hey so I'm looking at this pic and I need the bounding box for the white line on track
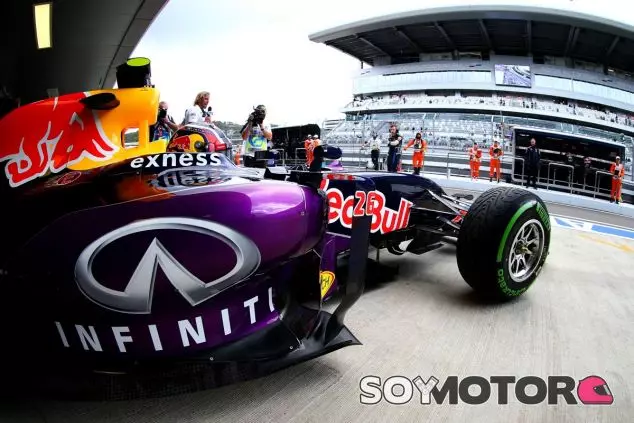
[549,213,634,232]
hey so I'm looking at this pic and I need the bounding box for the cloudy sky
[132,0,630,126]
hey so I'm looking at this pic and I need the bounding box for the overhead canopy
[1,0,168,104]
[309,5,634,73]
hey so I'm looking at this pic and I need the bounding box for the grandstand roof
[309,5,634,73]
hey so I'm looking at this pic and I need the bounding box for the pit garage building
[1,0,169,106]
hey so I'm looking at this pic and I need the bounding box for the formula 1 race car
[0,60,551,401]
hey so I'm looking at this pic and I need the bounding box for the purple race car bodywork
[0,152,377,399]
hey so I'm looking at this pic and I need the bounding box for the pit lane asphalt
[2,203,633,422]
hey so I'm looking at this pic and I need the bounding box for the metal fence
[230,134,631,202]
[320,114,634,179]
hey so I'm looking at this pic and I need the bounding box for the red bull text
[321,180,413,234]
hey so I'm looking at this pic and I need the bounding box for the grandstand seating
[327,92,634,175]
[344,93,634,128]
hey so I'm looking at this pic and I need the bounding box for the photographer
[149,101,179,142]
[240,105,273,168]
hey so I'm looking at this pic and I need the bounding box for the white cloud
[132,0,634,126]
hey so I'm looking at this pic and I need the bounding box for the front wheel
[456,187,551,301]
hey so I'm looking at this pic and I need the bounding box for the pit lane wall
[332,147,634,205]
[423,173,634,219]
[230,138,633,209]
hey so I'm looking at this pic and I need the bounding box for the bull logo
[0,92,119,188]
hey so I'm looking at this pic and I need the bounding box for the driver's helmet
[167,124,225,154]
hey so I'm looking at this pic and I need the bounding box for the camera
[250,111,265,125]
[249,105,266,125]
[158,107,167,120]
[241,105,267,134]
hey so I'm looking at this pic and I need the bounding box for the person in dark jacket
[525,138,541,189]
[386,124,403,172]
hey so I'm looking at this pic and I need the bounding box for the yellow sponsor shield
[320,271,336,299]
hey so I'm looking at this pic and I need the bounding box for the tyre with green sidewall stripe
[456,186,551,301]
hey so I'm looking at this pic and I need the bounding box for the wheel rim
[507,219,545,283]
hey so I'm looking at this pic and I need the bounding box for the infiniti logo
[75,217,261,314]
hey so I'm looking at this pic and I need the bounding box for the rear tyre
[456,187,551,301]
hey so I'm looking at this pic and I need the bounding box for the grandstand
[309,5,634,203]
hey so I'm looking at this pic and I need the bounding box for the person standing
[610,156,625,204]
[307,135,321,169]
[403,132,427,175]
[240,105,272,168]
[308,137,325,172]
[310,134,321,158]
[183,91,214,125]
[386,124,403,172]
[468,142,482,180]
[149,101,179,142]
[364,133,382,170]
[234,143,242,166]
[582,156,592,188]
[304,134,314,167]
[525,138,541,189]
[489,139,503,183]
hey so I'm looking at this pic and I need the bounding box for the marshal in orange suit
[489,139,503,183]
[404,132,427,175]
[468,142,483,180]
[304,135,313,166]
[609,156,625,204]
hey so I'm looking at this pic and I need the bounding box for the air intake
[116,57,152,89]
